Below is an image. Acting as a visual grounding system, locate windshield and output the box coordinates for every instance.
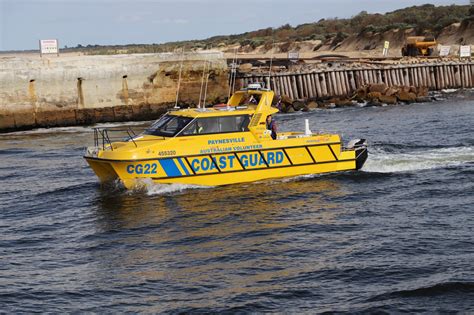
[143,114,193,137]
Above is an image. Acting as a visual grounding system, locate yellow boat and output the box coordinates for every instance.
[84,84,368,189]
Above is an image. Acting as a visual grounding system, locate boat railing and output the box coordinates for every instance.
[93,127,138,151]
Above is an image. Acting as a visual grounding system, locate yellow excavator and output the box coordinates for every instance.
[401,36,437,57]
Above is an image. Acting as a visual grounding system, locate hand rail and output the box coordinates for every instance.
[92,127,139,150]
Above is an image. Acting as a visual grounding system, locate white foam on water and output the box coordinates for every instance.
[4,126,91,135]
[145,183,209,196]
[362,146,474,173]
[441,88,459,94]
[279,173,321,183]
[3,121,151,136]
[93,121,151,128]
[131,178,212,196]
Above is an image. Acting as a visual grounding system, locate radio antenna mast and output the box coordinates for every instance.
[198,59,208,109]
[174,47,185,109]
[267,31,275,90]
[203,60,211,108]
[228,48,237,99]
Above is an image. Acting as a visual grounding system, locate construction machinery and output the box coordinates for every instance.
[401,36,437,57]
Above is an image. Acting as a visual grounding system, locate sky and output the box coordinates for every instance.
[0,0,468,51]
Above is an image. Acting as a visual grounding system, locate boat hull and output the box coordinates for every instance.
[84,142,366,188]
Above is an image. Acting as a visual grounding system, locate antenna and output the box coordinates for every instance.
[228,48,237,99]
[267,31,275,90]
[231,61,237,95]
[203,60,211,108]
[174,47,185,109]
[198,59,208,109]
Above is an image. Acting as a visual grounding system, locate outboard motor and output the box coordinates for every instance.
[347,139,368,170]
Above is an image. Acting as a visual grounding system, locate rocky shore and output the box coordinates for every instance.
[276,83,431,112]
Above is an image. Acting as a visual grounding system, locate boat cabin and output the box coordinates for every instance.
[143,84,278,140]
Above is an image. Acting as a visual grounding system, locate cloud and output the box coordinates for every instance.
[116,12,153,23]
[151,18,189,25]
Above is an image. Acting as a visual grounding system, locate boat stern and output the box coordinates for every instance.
[347,139,368,170]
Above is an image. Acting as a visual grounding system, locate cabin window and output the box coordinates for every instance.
[144,114,192,137]
[179,115,250,136]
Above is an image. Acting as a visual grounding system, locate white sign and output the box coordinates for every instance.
[439,46,451,57]
[459,45,471,58]
[382,41,389,56]
[288,51,299,61]
[39,39,59,55]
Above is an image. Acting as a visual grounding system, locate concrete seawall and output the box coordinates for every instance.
[0,52,228,132]
[237,61,474,100]
[1,54,473,132]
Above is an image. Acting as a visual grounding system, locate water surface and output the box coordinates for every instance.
[1,92,473,313]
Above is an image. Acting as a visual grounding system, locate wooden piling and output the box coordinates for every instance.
[290,75,298,99]
[295,74,302,99]
[439,65,445,89]
[321,73,327,97]
[403,69,409,86]
[307,74,314,98]
[410,67,417,87]
[449,65,456,88]
[283,76,291,99]
[326,71,333,96]
[468,63,473,86]
[237,61,474,104]
[462,64,469,88]
[308,73,316,98]
[313,73,321,98]
[352,70,360,87]
[301,74,307,98]
[470,63,474,86]
[333,71,341,96]
[454,65,461,87]
[341,71,349,95]
[383,69,390,86]
[277,75,284,96]
[398,68,405,86]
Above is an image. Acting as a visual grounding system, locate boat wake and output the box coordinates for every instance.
[362,146,474,173]
[3,121,149,136]
[145,183,210,196]
[126,178,212,196]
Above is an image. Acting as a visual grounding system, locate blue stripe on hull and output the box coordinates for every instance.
[177,158,190,175]
[159,159,182,177]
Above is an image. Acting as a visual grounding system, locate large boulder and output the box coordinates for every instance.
[397,90,417,102]
[400,85,411,93]
[307,101,319,109]
[334,98,353,107]
[379,95,397,105]
[367,92,382,101]
[368,83,388,93]
[355,86,368,100]
[279,102,292,113]
[280,95,293,106]
[384,86,399,96]
[416,86,429,97]
[292,100,306,111]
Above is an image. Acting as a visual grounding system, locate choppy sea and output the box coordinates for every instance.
[1,90,473,313]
